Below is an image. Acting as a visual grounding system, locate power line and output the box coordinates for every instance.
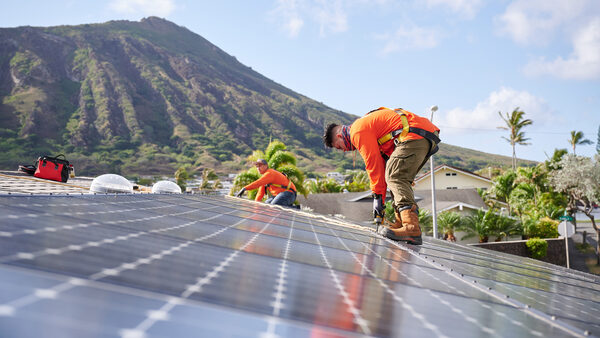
[438,125,596,135]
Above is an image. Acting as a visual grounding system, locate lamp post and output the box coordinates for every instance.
[430,105,438,239]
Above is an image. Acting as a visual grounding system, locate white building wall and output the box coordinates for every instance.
[414,167,492,190]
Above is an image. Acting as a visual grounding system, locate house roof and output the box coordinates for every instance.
[415,188,487,213]
[297,191,374,225]
[415,164,492,184]
[1,175,599,337]
[297,191,424,224]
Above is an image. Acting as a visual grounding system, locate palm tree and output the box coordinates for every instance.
[487,212,521,242]
[200,169,220,191]
[596,125,599,154]
[437,211,461,241]
[307,178,342,193]
[489,170,516,213]
[343,171,370,192]
[458,209,493,243]
[232,140,307,199]
[568,130,592,155]
[498,108,533,170]
[418,209,434,236]
[175,167,189,192]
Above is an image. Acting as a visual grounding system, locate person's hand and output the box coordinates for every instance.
[235,188,246,198]
[372,193,384,219]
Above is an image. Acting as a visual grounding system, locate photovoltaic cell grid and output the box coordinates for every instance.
[0,194,598,337]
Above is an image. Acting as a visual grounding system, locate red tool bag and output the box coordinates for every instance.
[34,154,70,183]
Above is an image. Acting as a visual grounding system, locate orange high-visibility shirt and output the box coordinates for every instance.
[350,107,439,197]
[244,168,296,201]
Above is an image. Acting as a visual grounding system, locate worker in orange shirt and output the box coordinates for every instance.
[323,107,440,245]
[235,159,297,207]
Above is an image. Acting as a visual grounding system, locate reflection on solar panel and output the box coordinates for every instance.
[0,194,599,337]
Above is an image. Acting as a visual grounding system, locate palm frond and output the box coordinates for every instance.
[265,141,286,160]
[269,151,297,169]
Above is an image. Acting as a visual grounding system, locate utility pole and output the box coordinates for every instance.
[430,105,438,239]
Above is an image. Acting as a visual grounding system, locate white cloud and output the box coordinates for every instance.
[496,0,587,45]
[438,87,554,134]
[108,0,175,16]
[270,0,348,37]
[425,0,482,19]
[271,0,304,37]
[378,24,441,54]
[496,0,600,80]
[314,0,348,36]
[524,18,600,80]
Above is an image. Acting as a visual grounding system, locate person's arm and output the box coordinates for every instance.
[353,131,387,198]
[255,185,265,201]
[244,171,273,191]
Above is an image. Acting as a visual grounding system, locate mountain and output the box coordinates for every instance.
[0,17,532,177]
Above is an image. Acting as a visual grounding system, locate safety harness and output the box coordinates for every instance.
[264,172,296,197]
[376,108,441,157]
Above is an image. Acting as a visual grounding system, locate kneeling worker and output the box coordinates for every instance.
[235,159,297,207]
[323,107,440,245]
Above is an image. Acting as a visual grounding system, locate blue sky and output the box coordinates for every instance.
[2,0,599,162]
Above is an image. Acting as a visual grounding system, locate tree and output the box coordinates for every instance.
[489,170,516,213]
[232,140,306,200]
[497,108,533,170]
[199,169,220,191]
[306,178,342,193]
[437,211,461,241]
[568,130,592,155]
[459,209,493,243]
[419,209,433,236]
[174,167,189,192]
[488,213,521,241]
[548,154,600,264]
[596,125,600,154]
[343,170,370,192]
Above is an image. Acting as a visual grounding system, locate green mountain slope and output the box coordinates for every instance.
[0,17,532,176]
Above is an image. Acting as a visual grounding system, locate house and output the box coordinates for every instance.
[414,165,492,191]
[415,188,489,244]
[326,172,346,184]
[414,188,486,216]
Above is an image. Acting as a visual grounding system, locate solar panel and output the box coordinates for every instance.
[0,194,598,337]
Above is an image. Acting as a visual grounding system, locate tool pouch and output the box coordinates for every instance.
[34,154,70,183]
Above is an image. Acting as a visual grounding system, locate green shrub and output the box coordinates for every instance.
[526,238,548,259]
[525,217,560,239]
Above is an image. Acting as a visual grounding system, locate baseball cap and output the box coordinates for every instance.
[254,159,268,166]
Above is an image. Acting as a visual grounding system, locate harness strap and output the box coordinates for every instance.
[377,108,441,157]
[264,177,296,195]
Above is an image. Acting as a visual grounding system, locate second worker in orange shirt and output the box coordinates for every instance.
[323,107,440,245]
[235,159,297,207]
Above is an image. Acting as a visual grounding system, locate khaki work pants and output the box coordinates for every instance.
[385,138,432,209]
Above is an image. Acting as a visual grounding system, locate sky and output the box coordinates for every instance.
[2,0,600,162]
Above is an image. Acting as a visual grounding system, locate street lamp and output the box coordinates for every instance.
[430,105,438,239]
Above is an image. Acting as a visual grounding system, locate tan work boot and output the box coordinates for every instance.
[379,205,422,245]
[377,208,401,236]
[387,209,402,229]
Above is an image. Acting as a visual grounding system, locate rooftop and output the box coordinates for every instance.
[0,172,599,337]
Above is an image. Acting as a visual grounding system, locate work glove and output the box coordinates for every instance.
[235,188,246,198]
[372,193,384,220]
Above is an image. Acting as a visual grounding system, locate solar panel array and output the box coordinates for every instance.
[0,194,598,337]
